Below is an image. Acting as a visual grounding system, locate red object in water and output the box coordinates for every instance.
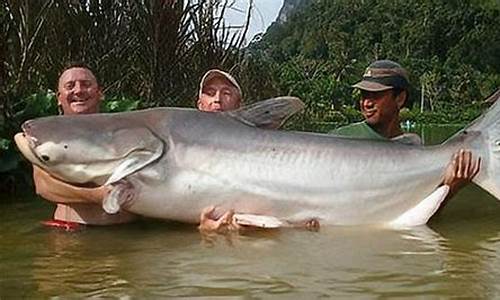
[41,219,83,232]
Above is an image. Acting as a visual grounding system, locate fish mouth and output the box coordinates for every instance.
[14,132,103,187]
[14,132,45,167]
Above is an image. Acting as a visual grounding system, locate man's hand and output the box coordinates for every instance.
[198,206,241,233]
[442,149,481,195]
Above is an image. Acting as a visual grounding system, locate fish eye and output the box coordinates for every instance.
[64,144,68,149]
[41,155,50,162]
[496,140,500,147]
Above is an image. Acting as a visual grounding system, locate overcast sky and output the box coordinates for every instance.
[224,0,284,43]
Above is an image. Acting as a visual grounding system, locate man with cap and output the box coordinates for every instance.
[197,69,242,112]
[333,60,421,144]
[195,69,321,232]
[333,59,480,207]
[195,69,246,232]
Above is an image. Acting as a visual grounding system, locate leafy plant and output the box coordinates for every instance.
[101,96,141,113]
[248,0,500,128]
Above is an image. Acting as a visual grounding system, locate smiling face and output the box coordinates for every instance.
[57,67,103,115]
[359,89,405,129]
[197,77,241,112]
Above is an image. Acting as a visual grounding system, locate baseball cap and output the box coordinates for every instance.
[199,69,242,99]
[352,60,409,92]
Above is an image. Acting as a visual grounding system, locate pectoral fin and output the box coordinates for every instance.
[105,127,164,185]
[103,181,136,214]
[228,96,304,129]
[105,151,159,185]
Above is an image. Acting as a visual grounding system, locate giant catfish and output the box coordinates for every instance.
[14,95,500,228]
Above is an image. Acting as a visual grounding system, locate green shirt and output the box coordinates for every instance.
[330,121,422,145]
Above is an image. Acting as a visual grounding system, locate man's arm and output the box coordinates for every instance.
[33,165,108,204]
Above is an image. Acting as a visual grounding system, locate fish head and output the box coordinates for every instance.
[15,113,164,185]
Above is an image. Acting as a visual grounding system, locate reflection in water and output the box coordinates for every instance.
[428,185,500,299]
[1,197,500,298]
[34,230,130,297]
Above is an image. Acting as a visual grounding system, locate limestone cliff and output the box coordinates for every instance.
[276,0,311,24]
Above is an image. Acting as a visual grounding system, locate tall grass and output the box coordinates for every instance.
[1,0,252,117]
[0,0,255,193]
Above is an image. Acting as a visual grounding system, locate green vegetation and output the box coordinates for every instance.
[1,0,251,193]
[248,0,500,130]
[1,0,499,193]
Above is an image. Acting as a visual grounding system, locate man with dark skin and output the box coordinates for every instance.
[333,59,480,207]
[34,64,136,228]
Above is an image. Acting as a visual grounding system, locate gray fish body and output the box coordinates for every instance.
[15,96,499,226]
[117,109,471,225]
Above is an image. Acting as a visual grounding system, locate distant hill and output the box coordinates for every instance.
[264,0,500,65]
[246,0,500,126]
[276,0,313,24]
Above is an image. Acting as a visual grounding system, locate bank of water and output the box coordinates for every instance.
[1,125,500,298]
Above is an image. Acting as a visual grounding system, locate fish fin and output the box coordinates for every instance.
[233,213,285,228]
[227,96,304,129]
[105,153,151,185]
[462,88,500,132]
[389,185,450,228]
[104,127,164,185]
[102,181,135,214]
[451,87,500,200]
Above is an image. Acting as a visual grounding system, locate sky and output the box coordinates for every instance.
[223,0,284,44]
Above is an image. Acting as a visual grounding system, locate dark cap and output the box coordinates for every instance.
[352,60,409,92]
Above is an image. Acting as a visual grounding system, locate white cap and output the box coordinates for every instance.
[199,69,242,99]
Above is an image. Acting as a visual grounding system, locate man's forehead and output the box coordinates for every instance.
[59,67,97,83]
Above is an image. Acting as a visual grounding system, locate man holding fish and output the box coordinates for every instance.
[33,63,137,229]
[333,59,480,207]
[33,65,245,229]
[27,61,480,231]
